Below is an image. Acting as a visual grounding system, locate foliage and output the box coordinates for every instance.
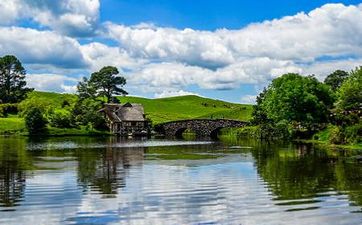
[0,55,32,103]
[48,109,73,128]
[25,108,48,135]
[72,98,108,131]
[253,73,334,134]
[0,103,18,117]
[335,66,362,125]
[88,66,128,103]
[324,70,349,91]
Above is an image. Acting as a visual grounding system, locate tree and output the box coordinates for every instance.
[335,67,362,125]
[25,108,48,135]
[0,55,32,103]
[76,77,97,101]
[324,70,349,91]
[254,73,334,132]
[89,66,128,103]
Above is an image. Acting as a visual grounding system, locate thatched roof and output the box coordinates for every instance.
[101,103,146,122]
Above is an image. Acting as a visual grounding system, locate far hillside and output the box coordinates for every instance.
[118,95,252,124]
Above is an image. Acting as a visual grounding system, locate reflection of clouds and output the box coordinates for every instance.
[1,153,361,225]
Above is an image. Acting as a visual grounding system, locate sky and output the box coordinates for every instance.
[0,0,362,103]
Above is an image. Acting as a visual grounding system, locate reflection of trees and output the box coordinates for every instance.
[334,160,362,206]
[252,143,336,198]
[77,141,144,196]
[0,138,30,207]
[251,141,362,207]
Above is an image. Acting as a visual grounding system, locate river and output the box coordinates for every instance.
[0,136,361,225]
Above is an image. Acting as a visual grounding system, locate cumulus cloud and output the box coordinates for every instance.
[0,27,86,68]
[155,90,200,98]
[80,42,143,72]
[0,0,100,36]
[127,58,301,94]
[240,95,257,104]
[2,2,362,98]
[106,3,362,68]
[26,74,79,93]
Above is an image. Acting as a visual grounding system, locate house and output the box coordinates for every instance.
[100,103,149,136]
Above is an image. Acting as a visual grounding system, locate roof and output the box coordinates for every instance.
[101,103,146,122]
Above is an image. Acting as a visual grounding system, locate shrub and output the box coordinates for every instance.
[344,122,362,144]
[0,103,18,117]
[328,125,344,145]
[25,108,48,135]
[48,109,73,128]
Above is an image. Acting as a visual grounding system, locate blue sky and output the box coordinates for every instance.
[101,0,361,30]
[0,0,362,103]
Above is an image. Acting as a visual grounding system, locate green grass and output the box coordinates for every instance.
[25,91,77,108]
[0,117,25,134]
[118,95,252,124]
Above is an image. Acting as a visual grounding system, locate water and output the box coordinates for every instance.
[0,136,361,225]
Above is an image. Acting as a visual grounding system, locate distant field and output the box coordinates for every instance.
[118,95,253,124]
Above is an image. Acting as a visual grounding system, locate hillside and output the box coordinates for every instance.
[21,92,253,124]
[118,95,252,124]
[0,92,253,134]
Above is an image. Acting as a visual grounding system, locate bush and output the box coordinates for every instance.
[328,125,344,145]
[0,103,18,117]
[344,123,362,144]
[25,108,48,135]
[48,109,73,128]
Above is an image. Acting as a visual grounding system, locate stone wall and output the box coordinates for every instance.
[158,119,248,138]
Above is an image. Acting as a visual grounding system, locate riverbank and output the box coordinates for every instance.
[220,126,362,150]
[0,117,110,137]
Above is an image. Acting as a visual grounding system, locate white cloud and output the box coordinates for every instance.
[154,90,200,98]
[98,3,362,97]
[0,27,86,68]
[106,3,362,67]
[240,95,257,104]
[80,42,143,72]
[0,0,100,36]
[26,74,79,93]
[1,2,362,97]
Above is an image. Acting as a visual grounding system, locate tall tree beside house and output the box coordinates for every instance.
[89,66,128,103]
[0,55,32,103]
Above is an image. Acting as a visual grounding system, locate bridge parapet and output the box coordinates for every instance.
[156,119,249,138]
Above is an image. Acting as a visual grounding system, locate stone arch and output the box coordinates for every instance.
[210,127,224,139]
[174,127,189,138]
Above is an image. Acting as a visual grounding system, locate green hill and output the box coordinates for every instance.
[118,95,252,124]
[0,92,253,134]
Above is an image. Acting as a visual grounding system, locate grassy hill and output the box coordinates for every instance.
[0,92,253,134]
[118,95,252,124]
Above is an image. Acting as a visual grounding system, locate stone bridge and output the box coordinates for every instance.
[156,119,249,138]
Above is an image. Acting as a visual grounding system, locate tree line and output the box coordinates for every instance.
[251,69,361,144]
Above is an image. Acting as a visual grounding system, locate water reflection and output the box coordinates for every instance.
[0,136,360,224]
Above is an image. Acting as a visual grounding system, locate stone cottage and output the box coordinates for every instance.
[100,103,149,136]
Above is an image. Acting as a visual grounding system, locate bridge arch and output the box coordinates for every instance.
[174,127,188,138]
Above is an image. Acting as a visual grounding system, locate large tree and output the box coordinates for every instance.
[324,70,349,91]
[0,55,32,103]
[89,66,128,103]
[254,73,334,131]
[335,67,362,124]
